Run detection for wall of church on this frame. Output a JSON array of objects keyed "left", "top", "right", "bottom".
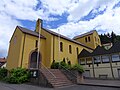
[
  {"left": 6, "top": 28, "right": 24, "bottom": 70},
  {"left": 20, "top": 34, "right": 46, "bottom": 69},
  {"left": 52, "top": 36, "right": 92, "bottom": 66},
  {"left": 41, "top": 29, "right": 53, "bottom": 68},
  {"left": 74, "top": 31, "right": 101, "bottom": 49}
]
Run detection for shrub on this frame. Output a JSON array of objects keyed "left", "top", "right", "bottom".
[
  {"left": 0, "top": 68, "right": 8, "bottom": 80},
  {"left": 51, "top": 62, "right": 59, "bottom": 69},
  {"left": 60, "top": 60, "right": 70, "bottom": 69},
  {"left": 5, "top": 67, "right": 30, "bottom": 84},
  {"left": 71, "top": 64, "right": 84, "bottom": 73}
]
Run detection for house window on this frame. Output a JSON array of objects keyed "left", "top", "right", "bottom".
[
  {"left": 69, "top": 45, "right": 72, "bottom": 54},
  {"left": 86, "top": 57, "right": 92, "bottom": 64},
  {"left": 14, "top": 36, "right": 17, "bottom": 44},
  {"left": 35, "top": 40, "right": 38, "bottom": 48},
  {"left": 85, "top": 37, "right": 87, "bottom": 42},
  {"left": 60, "top": 42, "right": 63, "bottom": 52},
  {"left": 102, "top": 55, "right": 109, "bottom": 63},
  {"left": 95, "top": 37, "right": 96, "bottom": 41},
  {"left": 112, "top": 54, "right": 120, "bottom": 62},
  {"left": 88, "top": 36, "right": 90, "bottom": 42},
  {"left": 80, "top": 58, "right": 85, "bottom": 65},
  {"left": 93, "top": 56, "right": 101, "bottom": 63}
]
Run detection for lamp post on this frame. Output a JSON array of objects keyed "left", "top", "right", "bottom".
[
  {"left": 58, "top": 29, "right": 61, "bottom": 68},
  {"left": 37, "top": 23, "right": 41, "bottom": 69}
]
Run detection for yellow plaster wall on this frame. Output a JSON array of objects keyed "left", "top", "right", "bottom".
[
  {"left": 41, "top": 29, "right": 53, "bottom": 68},
  {"left": 6, "top": 28, "right": 24, "bottom": 70},
  {"left": 21, "top": 34, "right": 46, "bottom": 69},
  {"left": 53, "top": 36, "right": 91, "bottom": 66},
  {"left": 74, "top": 31, "right": 101, "bottom": 49}
]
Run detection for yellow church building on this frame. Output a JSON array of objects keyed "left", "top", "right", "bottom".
[{"left": 6, "top": 19, "right": 101, "bottom": 70}]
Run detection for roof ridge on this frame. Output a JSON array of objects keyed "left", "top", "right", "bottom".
[
  {"left": 73, "top": 30, "right": 96, "bottom": 39},
  {"left": 17, "top": 26, "right": 46, "bottom": 38},
  {"left": 42, "top": 28, "right": 93, "bottom": 50}
]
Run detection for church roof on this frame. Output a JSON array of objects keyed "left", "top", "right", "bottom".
[
  {"left": 42, "top": 28, "right": 93, "bottom": 50},
  {"left": 17, "top": 26, "right": 46, "bottom": 39},
  {"left": 73, "top": 30, "right": 96, "bottom": 39},
  {"left": 16, "top": 26, "right": 93, "bottom": 50}
]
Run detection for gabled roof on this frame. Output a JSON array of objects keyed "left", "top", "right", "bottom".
[
  {"left": 73, "top": 30, "right": 96, "bottom": 39},
  {"left": 42, "top": 28, "right": 93, "bottom": 50},
  {"left": 79, "top": 42, "right": 120, "bottom": 58},
  {"left": 0, "top": 58, "right": 6, "bottom": 63},
  {"left": 109, "top": 41, "right": 120, "bottom": 53},
  {"left": 91, "top": 45, "right": 108, "bottom": 56},
  {"left": 78, "top": 49, "right": 91, "bottom": 58},
  {"left": 17, "top": 26, "right": 46, "bottom": 39}
]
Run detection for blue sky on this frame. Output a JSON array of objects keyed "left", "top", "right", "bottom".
[{"left": 0, "top": 0, "right": 120, "bottom": 57}]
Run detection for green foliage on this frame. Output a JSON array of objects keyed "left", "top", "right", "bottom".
[
  {"left": 0, "top": 68, "right": 8, "bottom": 80},
  {"left": 51, "top": 62, "right": 59, "bottom": 69},
  {"left": 99, "top": 31, "right": 120, "bottom": 45},
  {"left": 60, "top": 60, "right": 70, "bottom": 69},
  {"left": 50, "top": 59, "right": 84, "bottom": 74},
  {"left": 71, "top": 64, "right": 84, "bottom": 73},
  {"left": 5, "top": 67, "right": 30, "bottom": 84}
]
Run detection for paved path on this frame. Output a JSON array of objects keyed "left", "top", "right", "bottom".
[
  {"left": 0, "top": 82, "right": 53, "bottom": 90},
  {"left": 57, "top": 85, "right": 120, "bottom": 90},
  {"left": 1, "top": 79, "right": 120, "bottom": 90},
  {"left": 79, "top": 79, "right": 120, "bottom": 88}
]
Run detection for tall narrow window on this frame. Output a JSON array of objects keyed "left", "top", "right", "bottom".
[
  {"left": 88, "top": 36, "right": 90, "bottom": 42},
  {"left": 60, "top": 42, "right": 63, "bottom": 52},
  {"left": 35, "top": 40, "right": 38, "bottom": 48},
  {"left": 85, "top": 37, "right": 87, "bottom": 42},
  {"left": 69, "top": 45, "right": 72, "bottom": 54},
  {"left": 95, "top": 37, "right": 96, "bottom": 41},
  {"left": 76, "top": 47, "right": 79, "bottom": 55}
]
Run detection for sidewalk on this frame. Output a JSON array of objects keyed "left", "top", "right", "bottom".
[{"left": 78, "top": 79, "right": 120, "bottom": 88}]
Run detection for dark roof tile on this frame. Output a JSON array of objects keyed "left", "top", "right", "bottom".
[
  {"left": 109, "top": 41, "right": 120, "bottom": 53},
  {"left": 91, "top": 45, "right": 108, "bottom": 56},
  {"left": 78, "top": 49, "right": 91, "bottom": 58},
  {"left": 42, "top": 28, "right": 93, "bottom": 50},
  {"left": 17, "top": 26, "right": 46, "bottom": 39}
]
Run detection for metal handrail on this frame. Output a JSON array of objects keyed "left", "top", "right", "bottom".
[
  {"left": 59, "top": 64, "right": 77, "bottom": 78},
  {"left": 40, "top": 63, "right": 56, "bottom": 78}
]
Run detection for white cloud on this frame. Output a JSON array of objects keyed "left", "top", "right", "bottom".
[
  {"left": 0, "top": 12, "right": 21, "bottom": 57},
  {"left": 40, "top": 0, "right": 77, "bottom": 16},
  {"left": 67, "top": 0, "right": 119, "bottom": 22},
  {"left": 52, "top": 2, "right": 120, "bottom": 38}
]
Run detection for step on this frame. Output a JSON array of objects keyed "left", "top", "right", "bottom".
[{"left": 40, "top": 69, "right": 74, "bottom": 88}]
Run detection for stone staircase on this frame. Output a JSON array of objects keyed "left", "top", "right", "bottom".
[{"left": 40, "top": 69, "right": 73, "bottom": 88}]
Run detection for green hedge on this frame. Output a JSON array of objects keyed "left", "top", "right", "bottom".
[
  {"left": 0, "top": 68, "right": 8, "bottom": 80},
  {"left": 71, "top": 64, "right": 85, "bottom": 73},
  {"left": 4, "top": 67, "right": 30, "bottom": 84},
  {"left": 51, "top": 60, "right": 84, "bottom": 73}
]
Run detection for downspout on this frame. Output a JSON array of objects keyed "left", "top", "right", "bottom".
[
  {"left": 21, "top": 34, "right": 26, "bottom": 68},
  {"left": 53, "top": 36, "right": 54, "bottom": 61}
]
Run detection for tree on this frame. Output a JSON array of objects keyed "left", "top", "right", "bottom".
[{"left": 110, "top": 31, "right": 116, "bottom": 44}]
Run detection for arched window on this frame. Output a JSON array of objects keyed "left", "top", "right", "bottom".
[
  {"left": 76, "top": 47, "right": 79, "bottom": 55},
  {"left": 35, "top": 40, "right": 38, "bottom": 48},
  {"left": 85, "top": 37, "right": 87, "bottom": 42},
  {"left": 69, "top": 45, "right": 72, "bottom": 54},
  {"left": 60, "top": 42, "right": 63, "bottom": 52},
  {"left": 88, "top": 36, "right": 90, "bottom": 42}
]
